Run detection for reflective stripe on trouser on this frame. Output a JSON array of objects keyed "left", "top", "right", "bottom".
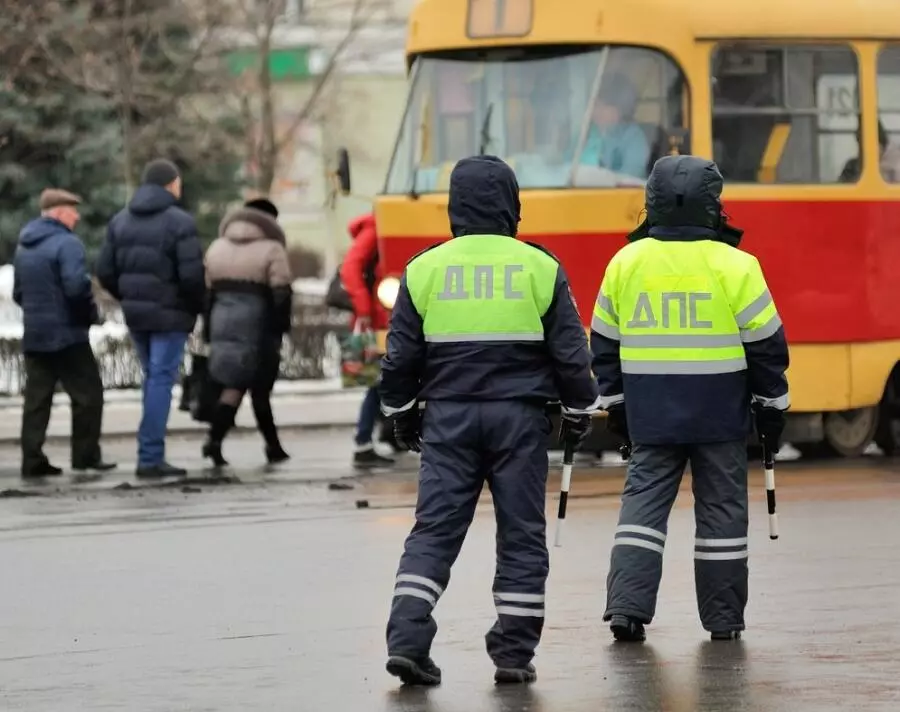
[
  {"left": 386, "top": 400, "right": 550, "bottom": 667},
  {"left": 604, "top": 444, "right": 686, "bottom": 624},
  {"left": 603, "top": 440, "right": 749, "bottom": 630},
  {"left": 691, "top": 441, "right": 749, "bottom": 632}
]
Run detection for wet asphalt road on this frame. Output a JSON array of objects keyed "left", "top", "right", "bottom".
[{"left": 1, "top": 436, "right": 900, "bottom": 711}]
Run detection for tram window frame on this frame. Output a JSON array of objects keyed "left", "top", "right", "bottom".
[
  {"left": 710, "top": 43, "right": 862, "bottom": 185},
  {"left": 467, "top": 0, "right": 533, "bottom": 39},
  {"left": 876, "top": 44, "right": 900, "bottom": 184}
]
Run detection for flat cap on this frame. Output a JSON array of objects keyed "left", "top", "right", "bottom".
[{"left": 40, "top": 188, "right": 82, "bottom": 211}]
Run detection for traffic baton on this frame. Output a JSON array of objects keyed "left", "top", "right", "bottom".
[
  {"left": 553, "top": 441, "right": 576, "bottom": 548},
  {"left": 763, "top": 441, "right": 779, "bottom": 540}
]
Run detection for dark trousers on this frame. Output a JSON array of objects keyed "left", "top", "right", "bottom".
[
  {"left": 21, "top": 342, "right": 104, "bottom": 473},
  {"left": 603, "top": 440, "right": 749, "bottom": 632},
  {"left": 386, "top": 400, "right": 552, "bottom": 668}
]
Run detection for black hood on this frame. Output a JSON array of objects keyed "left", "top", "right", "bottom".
[
  {"left": 628, "top": 155, "right": 744, "bottom": 246},
  {"left": 646, "top": 155, "right": 723, "bottom": 230},
  {"left": 128, "top": 183, "right": 178, "bottom": 216},
  {"left": 448, "top": 155, "right": 521, "bottom": 238}
]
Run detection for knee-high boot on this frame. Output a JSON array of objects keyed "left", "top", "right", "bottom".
[
  {"left": 203, "top": 403, "right": 238, "bottom": 467},
  {"left": 252, "top": 392, "right": 289, "bottom": 464}
]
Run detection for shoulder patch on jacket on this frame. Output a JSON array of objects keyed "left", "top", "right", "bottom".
[
  {"left": 406, "top": 241, "right": 443, "bottom": 267},
  {"left": 523, "top": 241, "right": 561, "bottom": 263}
]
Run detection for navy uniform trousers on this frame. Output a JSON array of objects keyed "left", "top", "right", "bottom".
[
  {"left": 386, "top": 399, "right": 552, "bottom": 668},
  {"left": 603, "top": 441, "right": 750, "bottom": 633}
]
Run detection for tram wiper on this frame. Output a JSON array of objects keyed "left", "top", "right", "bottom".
[{"left": 479, "top": 103, "right": 495, "bottom": 155}]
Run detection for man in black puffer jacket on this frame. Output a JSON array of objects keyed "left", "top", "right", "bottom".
[{"left": 97, "top": 159, "right": 205, "bottom": 478}]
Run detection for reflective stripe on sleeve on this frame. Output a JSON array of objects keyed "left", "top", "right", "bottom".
[
  {"left": 596, "top": 293, "right": 618, "bottom": 323},
  {"left": 741, "top": 313, "right": 783, "bottom": 343},
  {"left": 562, "top": 393, "right": 604, "bottom": 415},
  {"left": 591, "top": 314, "right": 620, "bottom": 340},
  {"left": 382, "top": 399, "right": 416, "bottom": 416},
  {"left": 752, "top": 392, "right": 790, "bottom": 410},
  {"left": 621, "top": 357, "right": 747, "bottom": 375},
  {"left": 599, "top": 393, "right": 625, "bottom": 408},
  {"left": 620, "top": 333, "right": 741, "bottom": 348},
  {"left": 425, "top": 332, "right": 544, "bottom": 343},
  {"left": 735, "top": 290, "right": 773, "bottom": 328}
]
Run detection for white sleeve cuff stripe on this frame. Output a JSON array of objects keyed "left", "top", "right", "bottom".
[
  {"left": 562, "top": 393, "right": 604, "bottom": 415},
  {"left": 381, "top": 399, "right": 417, "bottom": 416}
]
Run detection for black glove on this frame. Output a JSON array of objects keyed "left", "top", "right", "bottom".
[
  {"left": 753, "top": 404, "right": 786, "bottom": 453},
  {"left": 393, "top": 407, "right": 423, "bottom": 453},
  {"left": 559, "top": 412, "right": 592, "bottom": 451},
  {"left": 605, "top": 403, "right": 629, "bottom": 443}
]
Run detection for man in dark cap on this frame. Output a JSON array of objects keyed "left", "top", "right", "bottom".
[
  {"left": 97, "top": 159, "right": 205, "bottom": 478},
  {"left": 13, "top": 189, "right": 115, "bottom": 478},
  {"left": 379, "top": 155, "right": 600, "bottom": 686},
  {"left": 591, "top": 155, "right": 789, "bottom": 644}
]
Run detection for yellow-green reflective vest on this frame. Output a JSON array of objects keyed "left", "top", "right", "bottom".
[
  {"left": 405, "top": 234, "right": 559, "bottom": 343},
  {"left": 592, "top": 239, "right": 781, "bottom": 375}
]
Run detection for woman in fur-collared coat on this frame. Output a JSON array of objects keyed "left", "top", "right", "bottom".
[{"left": 202, "top": 198, "right": 293, "bottom": 467}]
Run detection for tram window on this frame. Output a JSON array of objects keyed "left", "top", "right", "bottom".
[
  {"left": 876, "top": 46, "right": 900, "bottom": 184},
  {"left": 384, "top": 46, "right": 689, "bottom": 194},
  {"left": 711, "top": 45, "right": 860, "bottom": 184}
]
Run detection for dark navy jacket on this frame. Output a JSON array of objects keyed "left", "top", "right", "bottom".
[
  {"left": 97, "top": 184, "right": 205, "bottom": 333},
  {"left": 13, "top": 218, "right": 98, "bottom": 353},
  {"left": 379, "top": 155, "right": 600, "bottom": 415}
]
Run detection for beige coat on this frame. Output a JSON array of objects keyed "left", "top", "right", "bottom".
[
  {"left": 203, "top": 207, "right": 293, "bottom": 389},
  {"left": 205, "top": 208, "right": 291, "bottom": 289}
]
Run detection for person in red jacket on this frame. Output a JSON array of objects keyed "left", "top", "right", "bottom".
[{"left": 340, "top": 213, "right": 395, "bottom": 468}]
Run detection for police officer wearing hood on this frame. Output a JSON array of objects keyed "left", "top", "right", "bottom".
[
  {"left": 591, "top": 155, "right": 789, "bottom": 643},
  {"left": 379, "top": 155, "right": 601, "bottom": 686}
]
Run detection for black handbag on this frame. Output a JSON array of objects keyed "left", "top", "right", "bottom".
[
  {"left": 187, "top": 354, "right": 221, "bottom": 423},
  {"left": 324, "top": 252, "right": 378, "bottom": 312},
  {"left": 325, "top": 267, "right": 354, "bottom": 311}
]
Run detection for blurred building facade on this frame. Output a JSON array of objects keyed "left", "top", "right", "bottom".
[{"left": 224, "top": 0, "right": 416, "bottom": 275}]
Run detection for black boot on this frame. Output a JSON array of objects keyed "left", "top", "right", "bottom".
[
  {"left": 494, "top": 663, "right": 537, "bottom": 685},
  {"left": 610, "top": 615, "right": 646, "bottom": 642},
  {"left": 203, "top": 403, "right": 237, "bottom": 468},
  {"left": 385, "top": 656, "right": 442, "bottom": 686},
  {"left": 265, "top": 444, "right": 290, "bottom": 465},
  {"left": 353, "top": 444, "right": 395, "bottom": 469},
  {"left": 252, "top": 391, "right": 289, "bottom": 464},
  {"left": 21, "top": 460, "right": 64, "bottom": 479},
  {"left": 711, "top": 630, "right": 742, "bottom": 641}
]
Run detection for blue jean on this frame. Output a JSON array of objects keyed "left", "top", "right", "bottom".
[
  {"left": 131, "top": 331, "right": 189, "bottom": 467},
  {"left": 355, "top": 386, "right": 381, "bottom": 446}
]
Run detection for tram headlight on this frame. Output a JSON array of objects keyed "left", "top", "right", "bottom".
[{"left": 377, "top": 276, "right": 401, "bottom": 310}]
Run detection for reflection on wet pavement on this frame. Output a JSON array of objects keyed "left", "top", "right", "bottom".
[{"left": 1, "top": 457, "right": 899, "bottom": 710}]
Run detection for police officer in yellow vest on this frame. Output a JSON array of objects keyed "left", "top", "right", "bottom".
[
  {"left": 379, "top": 155, "right": 601, "bottom": 686},
  {"left": 591, "top": 155, "right": 789, "bottom": 643}
]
